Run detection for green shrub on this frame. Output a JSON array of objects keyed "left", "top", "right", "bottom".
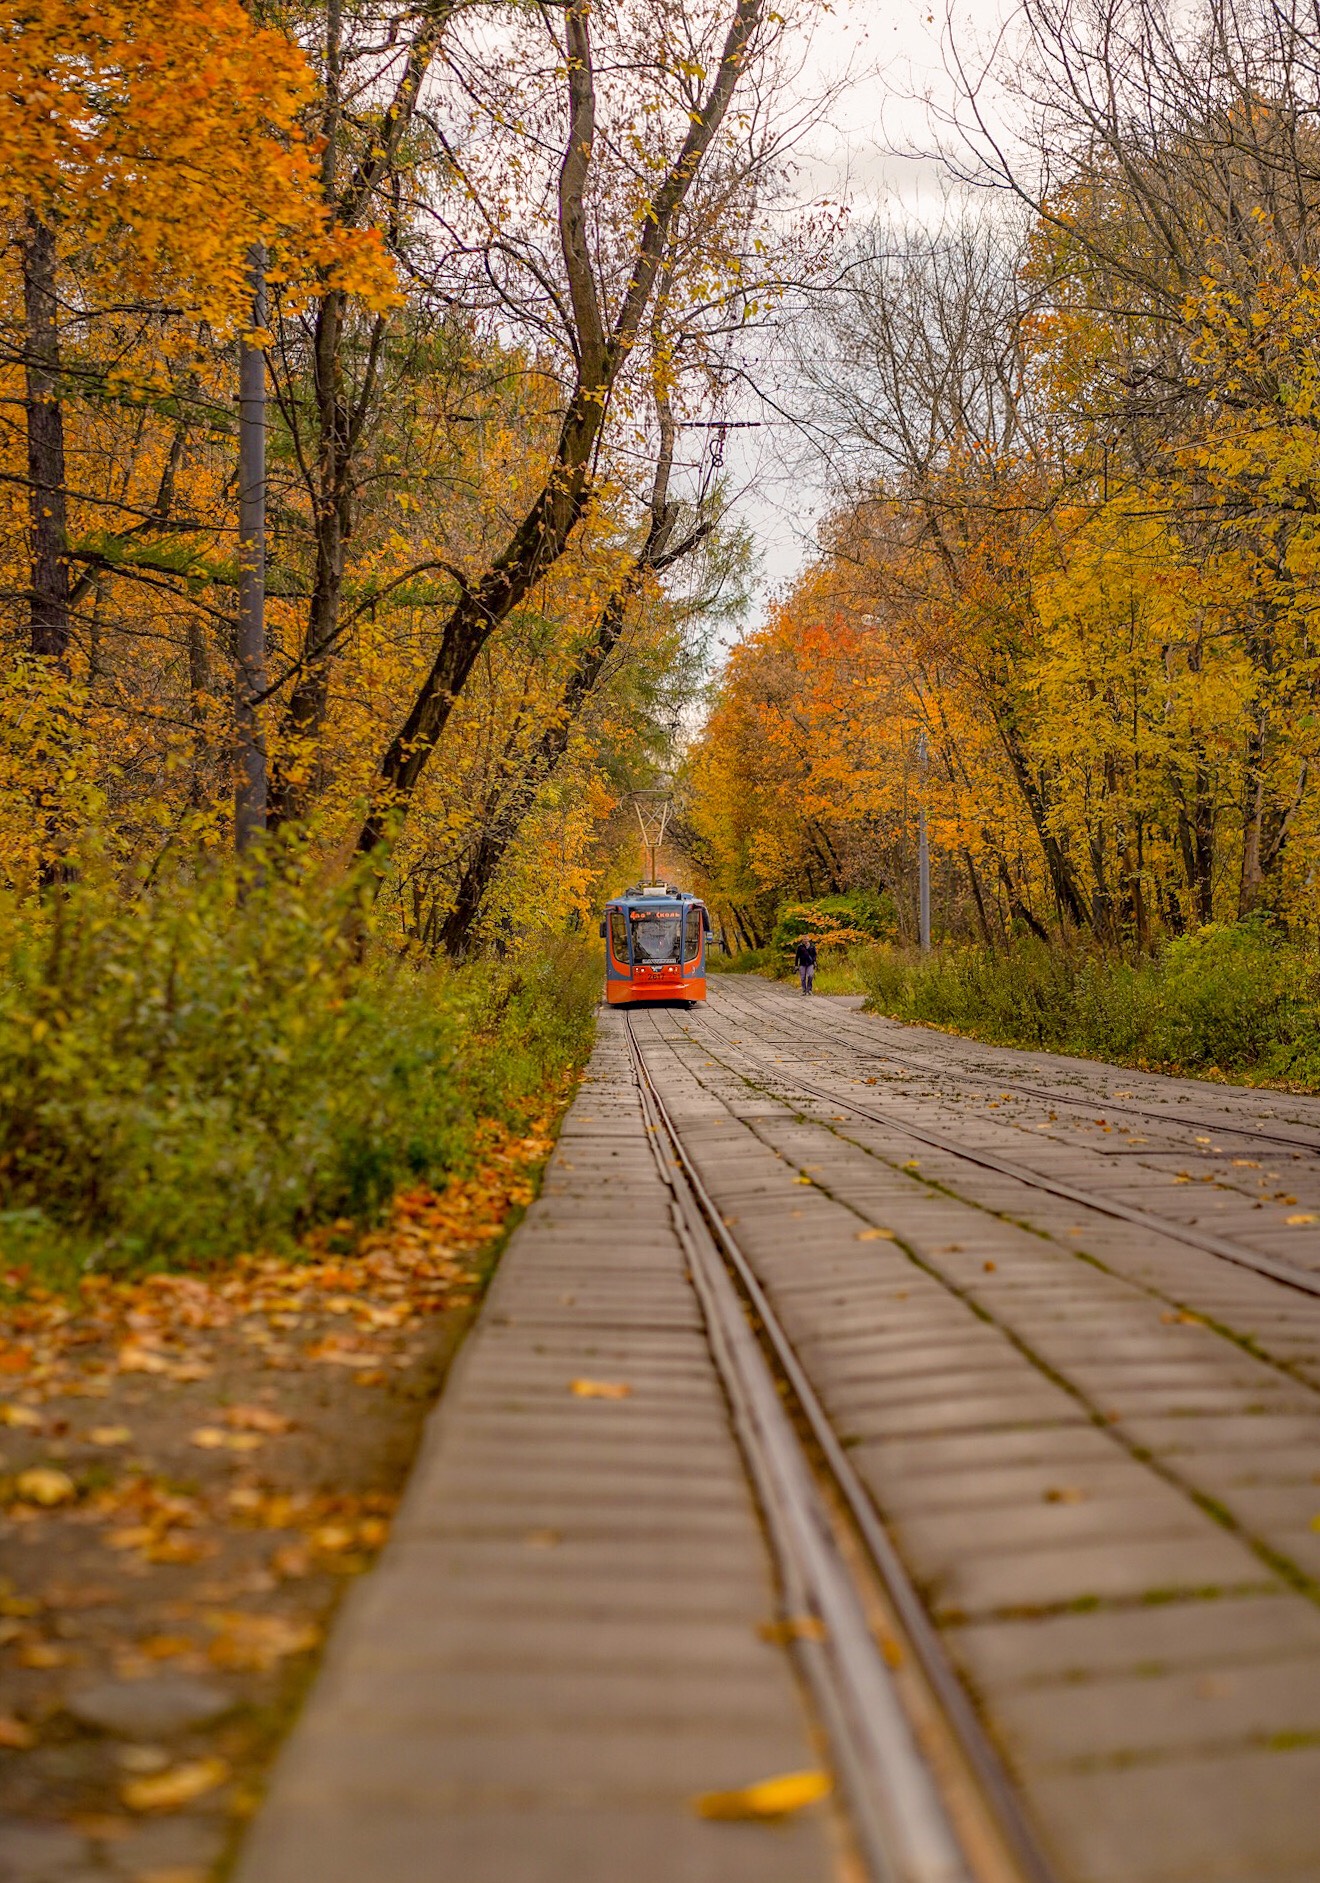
[
  {"left": 0, "top": 861, "right": 598, "bottom": 1281},
  {"left": 858, "top": 921, "right": 1320, "bottom": 1087},
  {"left": 709, "top": 892, "right": 899, "bottom": 982},
  {"left": 1153, "top": 920, "right": 1314, "bottom": 1073},
  {"left": 810, "top": 947, "right": 873, "bottom": 996},
  {"left": 771, "top": 892, "right": 898, "bottom": 955},
  {"left": 707, "top": 945, "right": 780, "bottom": 976}
]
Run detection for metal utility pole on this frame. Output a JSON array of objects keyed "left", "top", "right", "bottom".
[
  {"left": 235, "top": 247, "right": 268, "bottom": 853},
  {"left": 917, "top": 730, "right": 931, "bottom": 954}
]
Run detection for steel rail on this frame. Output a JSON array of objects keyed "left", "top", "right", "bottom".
[
  {"left": 625, "top": 1015, "right": 1060, "bottom": 1883},
  {"left": 840, "top": 1038, "right": 1320, "bottom": 1161},
  {"left": 926, "top": 1072, "right": 1320, "bottom": 1159},
  {"left": 724, "top": 987, "right": 1320, "bottom": 1160},
  {"left": 698, "top": 1005, "right": 1320, "bottom": 1304}
]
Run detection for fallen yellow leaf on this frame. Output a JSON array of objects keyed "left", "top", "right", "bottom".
[
  {"left": 694, "top": 1768, "right": 832, "bottom": 1820},
  {"left": 168, "top": 1360, "right": 213, "bottom": 1383},
  {"left": 146, "top": 1534, "right": 215, "bottom": 1566},
  {"left": 140, "top": 1634, "right": 193, "bottom": 1660},
  {"left": 117, "top": 1343, "right": 172, "bottom": 1375},
  {"left": 1286, "top": 1214, "right": 1316, "bottom": 1226},
  {"left": 0, "top": 1404, "right": 41, "bottom": 1429},
  {"left": 878, "top": 1633, "right": 904, "bottom": 1668},
  {"left": 18, "top": 1639, "right": 71, "bottom": 1668},
  {"left": 270, "top": 1543, "right": 311, "bottom": 1579},
  {"left": 756, "top": 1615, "right": 827, "bottom": 1645},
  {"left": 14, "top": 1467, "right": 76, "bottom": 1507},
  {"left": 226, "top": 1404, "right": 293, "bottom": 1435},
  {"left": 122, "top": 1756, "right": 230, "bottom": 1813},
  {"left": 569, "top": 1379, "right": 632, "bottom": 1400},
  {"left": 310, "top": 1523, "right": 355, "bottom": 1554},
  {"left": 855, "top": 1227, "right": 895, "bottom": 1241},
  {"left": 206, "top": 1611, "right": 319, "bottom": 1671},
  {"left": 87, "top": 1426, "right": 132, "bottom": 1447},
  {"left": 190, "top": 1427, "right": 261, "bottom": 1453}
]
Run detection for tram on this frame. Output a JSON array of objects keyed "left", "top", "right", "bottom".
[{"left": 600, "top": 883, "right": 711, "bottom": 1006}]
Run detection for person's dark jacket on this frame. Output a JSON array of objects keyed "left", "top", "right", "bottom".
[{"left": 794, "top": 939, "right": 818, "bottom": 969}]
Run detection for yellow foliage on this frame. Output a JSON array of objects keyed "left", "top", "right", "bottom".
[{"left": 0, "top": 0, "right": 395, "bottom": 325}]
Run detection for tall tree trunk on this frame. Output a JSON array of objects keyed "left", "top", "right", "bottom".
[
  {"left": 269, "top": 288, "right": 354, "bottom": 822},
  {"left": 1174, "top": 759, "right": 1215, "bottom": 927},
  {"left": 962, "top": 847, "right": 996, "bottom": 946},
  {"left": 234, "top": 257, "right": 268, "bottom": 853},
  {"left": 186, "top": 617, "right": 213, "bottom": 808},
  {"left": 268, "top": 0, "right": 443, "bottom": 824},
  {"left": 996, "top": 854, "right": 1050, "bottom": 941},
  {"left": 269, "top": 0, "right": 345, "bottom": 819},
  {"left": 992, "top": 703, "right": 1093, "bottom": 930},
  {"left": 436, "top": 585, "right": 631, "bottom": 957},
  {"left": 434, "top": 379, "right": 709, "bottom": 956},
  {"left": 436, "top": 453, "right": 711, "bottom": 956},
  {"left": 21, "top": 211, "right": 70, "bottom": 664},
  {"left": 1238, "top": 712, "right": 1268, "bottom": 914},
  {"left": 353, "top": 0, "right": 767, "bottom": 868}
]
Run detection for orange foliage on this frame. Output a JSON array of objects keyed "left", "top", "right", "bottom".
[{"left": 0, "top": 0, "right": 394, "bottom": 325}]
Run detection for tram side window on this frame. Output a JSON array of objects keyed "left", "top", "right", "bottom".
[
  {"left": 609, "top": 908, "right": 629, "bottom": 961},
  {"left": 684, "top": 905, "right": 703, "bottom": 960}
]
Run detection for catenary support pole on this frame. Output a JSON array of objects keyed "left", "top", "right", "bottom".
[
  {"left": 918, "top": 731, "right": 931, "bottom": 953},
  {"left": 235, "top": 247, "right": 268, "bottom": 853}
]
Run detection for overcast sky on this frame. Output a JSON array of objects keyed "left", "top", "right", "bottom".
[{"left": 704, "top": 0, "right": 1006, "bottom": 636}]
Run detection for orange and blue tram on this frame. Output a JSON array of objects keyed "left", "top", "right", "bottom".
[{"left": 599, "top": 884, "right": 711, "bottom": 1006}]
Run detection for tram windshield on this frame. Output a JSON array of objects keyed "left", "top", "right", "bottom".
[{"left": 630, "top": 909, "right": 683, "bottom": 964}]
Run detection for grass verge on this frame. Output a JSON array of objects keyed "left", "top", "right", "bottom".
[
  {"left": 857, "top": 921, "right": 1320, "bottom": 1089},
  {"left": 708, "top": 944, "right": 871, "bottom": 995}
]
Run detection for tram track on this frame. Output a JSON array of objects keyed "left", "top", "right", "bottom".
[
  {"left": 625, "top": 1011, "right": 1062, "bottom": 1883},
  {"left": 620, "top": 989, "right": 1320, "bottom": 1881},
  {"left": 728, "top": 988, "right": 1320, "bottom": 1161},
  {"left": 868, "top": 1055, "right": 1320, "bottom": 1162},
  {"left": 685, "top": 1019, "right": 1320, "bottom": 1427},
  {"left": 699, "top": 985, "right": 1320, "bottom": 1303}
]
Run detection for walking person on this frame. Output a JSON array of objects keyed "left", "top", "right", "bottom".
[{"left": 794, "top": 935, "right": 818, "bottom": 996}]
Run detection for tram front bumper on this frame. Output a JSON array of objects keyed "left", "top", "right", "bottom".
[{"left": 606, "top": 973, "right": 706, "bottom": 1005}]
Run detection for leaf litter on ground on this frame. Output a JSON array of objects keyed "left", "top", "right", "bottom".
[{"left": 0, "top": 1111, "right": 559, "bottom": 1872}]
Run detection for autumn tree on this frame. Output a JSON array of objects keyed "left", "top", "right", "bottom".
[
  {"left": 954, "top": 0, "right": 1320, "bottom": 917},
  {"left": 349, "top": 0, "right": 788, "bottom": 864},
  {"left": 0, "top": 0, "right": 390, "bottom": 647},
  {"left": 0, "top": 0, "right": 833, "bottom": 957}
]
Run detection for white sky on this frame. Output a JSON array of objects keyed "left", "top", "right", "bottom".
[{"left": 711, "top": 0, "right": 1007, "bottom": 635}]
